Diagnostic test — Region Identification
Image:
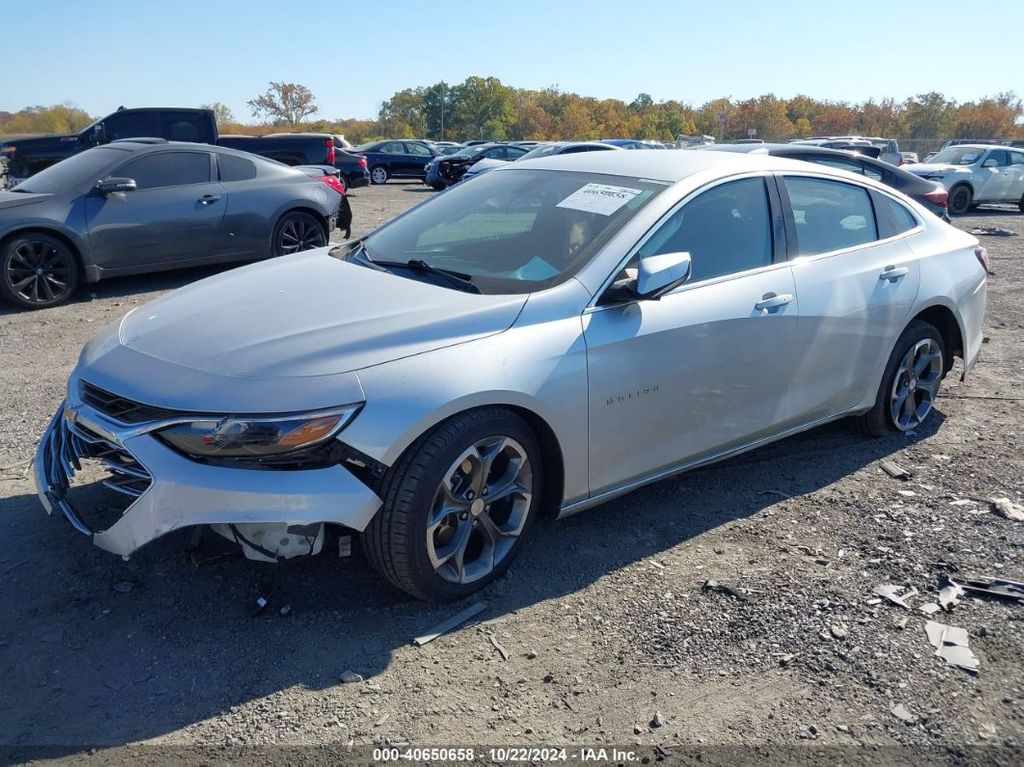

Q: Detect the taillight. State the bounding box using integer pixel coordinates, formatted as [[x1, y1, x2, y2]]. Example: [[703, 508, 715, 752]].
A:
[[325, 138, 335, 165], [318, 174, 346, 196], [974, 245, 990, 274], [358, 155, 367, 169], [923, 187, 948, 209]]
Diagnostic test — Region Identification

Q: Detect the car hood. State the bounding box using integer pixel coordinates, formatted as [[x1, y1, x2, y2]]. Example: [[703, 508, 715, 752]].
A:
[[0, 191, 51, 210], [116, 248, 527, 380], [904, 163, 964, 175], [465, 159, 506, 175]]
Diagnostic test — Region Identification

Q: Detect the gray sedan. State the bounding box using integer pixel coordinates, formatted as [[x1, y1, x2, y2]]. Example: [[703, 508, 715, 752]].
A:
[[36, 151, 987, 601], [0, 140, 341, 309]]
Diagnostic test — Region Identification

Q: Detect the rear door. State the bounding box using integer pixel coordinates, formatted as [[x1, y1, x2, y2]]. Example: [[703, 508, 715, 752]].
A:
[[403, 141, 434, 176], [780, 174, 921, 424], [85, 149, 227, 270]]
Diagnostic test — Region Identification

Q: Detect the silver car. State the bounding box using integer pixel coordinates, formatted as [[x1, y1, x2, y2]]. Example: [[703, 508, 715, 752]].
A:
[[36, 151, 988, 601]]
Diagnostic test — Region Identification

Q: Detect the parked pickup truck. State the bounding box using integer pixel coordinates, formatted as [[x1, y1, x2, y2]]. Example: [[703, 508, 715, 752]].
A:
[[0, 106, 370, 188]]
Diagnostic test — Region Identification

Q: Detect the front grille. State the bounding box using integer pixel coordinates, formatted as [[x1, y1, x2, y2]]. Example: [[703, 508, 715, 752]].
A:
[[45, 414, 153, 533], [80, 381, 180, 424]]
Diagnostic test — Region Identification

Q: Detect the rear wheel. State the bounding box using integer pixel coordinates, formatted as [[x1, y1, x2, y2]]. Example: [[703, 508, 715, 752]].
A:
[[272, 212, 326, 256], [1018, 194, 1024, 214], [948, 184, 973, 215], [362, 408, 542, 601], [0, 233, 80, 309], [370, 165, 389, 185], [853, 320, 945, 437]]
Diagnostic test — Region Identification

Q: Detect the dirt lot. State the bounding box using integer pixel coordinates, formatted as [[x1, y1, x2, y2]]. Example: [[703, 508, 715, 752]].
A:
[[0, 182, 1021, 764]]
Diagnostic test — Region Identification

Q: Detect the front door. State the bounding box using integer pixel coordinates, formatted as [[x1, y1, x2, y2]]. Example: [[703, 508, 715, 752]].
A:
[[584, 176, 800, 494], [85, 150, 227, 271]]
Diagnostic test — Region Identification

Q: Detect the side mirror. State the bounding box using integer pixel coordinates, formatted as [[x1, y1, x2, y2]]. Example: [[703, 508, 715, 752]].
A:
[[982, 158, 998, 168], [636, 251, 692, 299], [96, 177, 137, 195], [603, 251, 692, 304]]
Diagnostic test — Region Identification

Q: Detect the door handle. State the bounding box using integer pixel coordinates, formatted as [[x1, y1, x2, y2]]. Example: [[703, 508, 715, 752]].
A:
[[199, 194, 222, 205], [754, 292, 794, 312], [879, 265, 909, 282]]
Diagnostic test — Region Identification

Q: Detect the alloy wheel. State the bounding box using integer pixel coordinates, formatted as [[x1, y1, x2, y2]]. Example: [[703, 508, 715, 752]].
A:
[[371, 167, 388, 184], [426, 436, 533, 585], [5, 239, 76, 306], [278, 216, 326, 254], [889, 338, 943, 430]]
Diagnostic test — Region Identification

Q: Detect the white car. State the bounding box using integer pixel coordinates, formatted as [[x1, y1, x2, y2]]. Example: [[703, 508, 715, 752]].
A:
[[905, 144, 1024, 215]]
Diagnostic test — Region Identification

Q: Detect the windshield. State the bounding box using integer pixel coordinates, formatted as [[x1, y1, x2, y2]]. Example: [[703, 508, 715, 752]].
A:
[[342, 169, 665, 294], [927, 147, 985, 165], [451, 146, 489, 159], [13, 147, 127, 194]]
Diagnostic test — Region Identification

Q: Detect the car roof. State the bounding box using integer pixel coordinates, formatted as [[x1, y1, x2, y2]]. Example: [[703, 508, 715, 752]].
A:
[[511, 147, 808, 182], [941, 143, 1000, 151]]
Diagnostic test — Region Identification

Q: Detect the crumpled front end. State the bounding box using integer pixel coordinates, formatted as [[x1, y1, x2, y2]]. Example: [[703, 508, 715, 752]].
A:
[[35, 395, 382, 560]]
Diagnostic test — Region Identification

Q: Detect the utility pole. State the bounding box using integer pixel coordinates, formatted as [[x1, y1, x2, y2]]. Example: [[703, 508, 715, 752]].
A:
[[440, 83, 446, 142]]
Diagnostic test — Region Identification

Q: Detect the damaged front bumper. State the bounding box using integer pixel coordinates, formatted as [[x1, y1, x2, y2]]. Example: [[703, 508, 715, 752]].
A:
[[34, 400, 382, 560]]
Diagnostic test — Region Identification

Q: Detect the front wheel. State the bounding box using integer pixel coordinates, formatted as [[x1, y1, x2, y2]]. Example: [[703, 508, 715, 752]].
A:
[[362, 408, 542, 601], [370, 165, 389, 185], [0, 233, 80, 309], [853, 320, 945, 437], [272, 211, 326, 256], [948, 184, 973, 215]]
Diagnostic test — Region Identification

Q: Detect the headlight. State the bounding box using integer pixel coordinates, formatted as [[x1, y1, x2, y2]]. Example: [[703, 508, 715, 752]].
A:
[[157, 405, 361, 459]]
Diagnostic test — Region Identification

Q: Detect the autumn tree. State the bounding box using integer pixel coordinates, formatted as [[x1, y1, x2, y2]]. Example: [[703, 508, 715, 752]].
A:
[[201, 102, 235, 124], [247, 82, 318, 125]]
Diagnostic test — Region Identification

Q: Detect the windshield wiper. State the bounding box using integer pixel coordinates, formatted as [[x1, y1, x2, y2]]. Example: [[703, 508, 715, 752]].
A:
[[351, 244, 479, 293]]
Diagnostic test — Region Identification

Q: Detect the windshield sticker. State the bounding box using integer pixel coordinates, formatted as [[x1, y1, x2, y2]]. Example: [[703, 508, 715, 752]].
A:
[[557, 183, 642, 216]]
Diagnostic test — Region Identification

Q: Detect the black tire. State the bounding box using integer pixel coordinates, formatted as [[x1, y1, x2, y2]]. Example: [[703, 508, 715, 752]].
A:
[[1018, 194, 1023, 214], [428, 182, 446, 191], [370, 165, 389, 185], [362, 408, 543, 601], [271, 211, 327, 257], [948, 184, 973, 216], [0, 232, 80, 309], [852, 320, 945, 437]]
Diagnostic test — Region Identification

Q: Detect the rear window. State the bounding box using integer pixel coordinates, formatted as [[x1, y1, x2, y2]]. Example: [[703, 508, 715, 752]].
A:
[[785, 176, 878, 256]]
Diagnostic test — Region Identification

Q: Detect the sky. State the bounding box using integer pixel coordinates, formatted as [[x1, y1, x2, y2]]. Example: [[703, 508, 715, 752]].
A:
[[5, 0, 1022, 122]]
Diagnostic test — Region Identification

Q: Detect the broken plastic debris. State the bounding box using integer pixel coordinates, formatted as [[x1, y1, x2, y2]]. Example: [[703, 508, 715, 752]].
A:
[[880, 460, 911, 480], [702, 579, 750, 601], [938, 576, 964, 611], [966, 226, 1016, 237], [960, 576, 1024, 605], [919, 603, 942, 616], [990, 497, 1024, 521], [925, 620, 980, 673], [413, 601, 487, 647], [873, 584, 916, 609]]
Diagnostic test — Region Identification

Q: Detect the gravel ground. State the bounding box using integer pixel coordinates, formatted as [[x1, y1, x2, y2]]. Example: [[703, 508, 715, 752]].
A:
[[0, 183, 1022, 763]]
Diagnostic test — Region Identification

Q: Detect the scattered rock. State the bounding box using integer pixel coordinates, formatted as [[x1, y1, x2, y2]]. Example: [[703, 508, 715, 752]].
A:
[[525, 650, 538, 660], [650, 711, 664, 728], [891, 703, 917, 724], [990, 497, 1024, 521], [633, 724, 643, 735], [829, 624, 848, 639], [340, 670, 363, 684]]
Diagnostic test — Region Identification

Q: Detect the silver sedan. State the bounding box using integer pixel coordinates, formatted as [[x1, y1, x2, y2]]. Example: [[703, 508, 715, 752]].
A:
[[36, 151, 988, 600]]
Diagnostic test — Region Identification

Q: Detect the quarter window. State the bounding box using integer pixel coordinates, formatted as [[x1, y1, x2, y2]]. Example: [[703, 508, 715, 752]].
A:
[[873, 193, 918, 237], [638, 177, 773, 283], [785, 177, 878, 256], [115, 152, 211, 189], [406, 142, 432, 157], [381, 142, 404, 155], [217, 153, 257, 182]]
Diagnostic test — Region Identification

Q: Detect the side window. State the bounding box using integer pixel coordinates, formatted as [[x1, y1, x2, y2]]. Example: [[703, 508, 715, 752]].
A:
[[507, 147, 528, 159], [638, 177, 773, 283], [785, 176, 878, 256], [115, 152, 212, 189], [1010, 151, 1024, 166], [381, 142, 404, 155], [103, 111, 153, 141], [157, 111, 207, 142], [217, 153, 257, 182], [872, 191, 918, 238], [484, 147, 505, 159], [987, 150, 1009, 167], [406, 142, 432, 157]]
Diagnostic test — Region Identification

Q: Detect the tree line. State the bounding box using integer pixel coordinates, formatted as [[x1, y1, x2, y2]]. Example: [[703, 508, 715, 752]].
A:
[[2, 79, 1021, 146]]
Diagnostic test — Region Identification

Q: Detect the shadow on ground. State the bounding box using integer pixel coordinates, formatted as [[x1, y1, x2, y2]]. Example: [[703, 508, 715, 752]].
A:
[[0, 413, 941, 752]]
